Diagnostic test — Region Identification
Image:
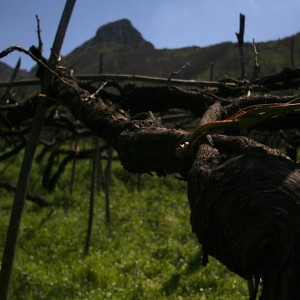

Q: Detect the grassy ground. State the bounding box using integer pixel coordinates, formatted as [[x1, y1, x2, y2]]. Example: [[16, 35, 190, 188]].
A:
[[0, 151, 248, 299]]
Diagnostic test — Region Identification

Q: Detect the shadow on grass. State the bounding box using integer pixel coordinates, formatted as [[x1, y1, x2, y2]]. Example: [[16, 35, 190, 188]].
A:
[[161, 250, 203, 296], [19, 209, 54, 246]]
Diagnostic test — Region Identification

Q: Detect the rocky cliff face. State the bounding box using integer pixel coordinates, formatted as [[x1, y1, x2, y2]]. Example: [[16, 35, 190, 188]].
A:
[[93, 19, 154, 48]]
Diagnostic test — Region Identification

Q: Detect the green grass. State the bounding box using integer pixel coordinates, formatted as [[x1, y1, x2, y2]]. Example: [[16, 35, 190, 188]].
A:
[[0, 152, 248, 299]]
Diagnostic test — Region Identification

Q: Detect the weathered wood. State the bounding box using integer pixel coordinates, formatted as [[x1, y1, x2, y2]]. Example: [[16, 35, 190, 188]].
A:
[[2, 57, 21, 100], [0, 181, 52, 207], [1, 12, 300, 299], [188, 134, 300, 299], [50, 69, 300, 298], [185, 99, 300, 299], [2, 67, 300, 93], [0, 1, 76, 299], [0, 74, 237, 89], [84, 137, 99, 255], [291, 37, 295, 68], [106, 83, 217, 114], [0, 142, 26, 162], [62, 85, 191, 176], [250, 39, 260, 82], [104, 145, 113, 224], [35, 15, 43, 52], [235, 13, 246, 79]]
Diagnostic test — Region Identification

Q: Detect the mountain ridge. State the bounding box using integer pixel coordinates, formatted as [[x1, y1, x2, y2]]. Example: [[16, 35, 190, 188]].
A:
[[63, 19, 300, 80], [1, 19, 300, 82], [93, 19, 154, 49]]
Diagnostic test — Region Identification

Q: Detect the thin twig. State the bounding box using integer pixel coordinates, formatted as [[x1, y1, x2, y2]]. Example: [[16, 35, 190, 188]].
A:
[[168, 61, 190, 80], [83, 81, 107, 102], [251, 39, 260, 82], [0, 46, 79, 95]]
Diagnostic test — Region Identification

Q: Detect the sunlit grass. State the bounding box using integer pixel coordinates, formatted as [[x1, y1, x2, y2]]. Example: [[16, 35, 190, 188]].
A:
[[0, 156, 248, 299]]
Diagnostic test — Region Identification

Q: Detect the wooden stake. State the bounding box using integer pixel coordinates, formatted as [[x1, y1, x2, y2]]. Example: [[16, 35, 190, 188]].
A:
[[84, 136, 99, 255], [291, 37, 295, 68], [236, 13, 246, 79], [210, 63, 214, 82], [2, 57, 21, 100], [0, 1, 76, 298], [105, 146, 113, 224]]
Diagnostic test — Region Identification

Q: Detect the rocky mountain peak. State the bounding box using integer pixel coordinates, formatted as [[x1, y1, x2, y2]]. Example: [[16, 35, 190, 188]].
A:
[[94, 18, 153, 47]]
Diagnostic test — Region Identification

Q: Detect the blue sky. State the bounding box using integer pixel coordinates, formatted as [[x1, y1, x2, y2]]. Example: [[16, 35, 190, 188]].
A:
[[1, 0, 299, 71]]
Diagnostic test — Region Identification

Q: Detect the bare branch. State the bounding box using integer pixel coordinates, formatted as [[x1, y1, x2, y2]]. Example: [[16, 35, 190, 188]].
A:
[[251, 38, 260, 82], [168, 61, 190, 80], [0, 181, 51, 207], [35, 15, 43, 52]]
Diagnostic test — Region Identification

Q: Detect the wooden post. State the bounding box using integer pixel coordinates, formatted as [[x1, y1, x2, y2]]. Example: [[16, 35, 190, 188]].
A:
[[84, 137, 99, 255], [291, 37, 295, 68], [210, 63, 214, 82], [3, 57, 21, 100], [97, 53, 104, 192], [70, 138, 79, 194], [99, 52, 103, 74], [0, 1, 76, 298], [97, 147, 104, 193], [236, 13, 246, 79], [69, 153, 77, 194], [105, 146, 113, 224]]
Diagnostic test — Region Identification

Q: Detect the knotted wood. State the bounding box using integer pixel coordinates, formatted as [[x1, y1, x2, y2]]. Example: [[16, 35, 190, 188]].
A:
[[188, 135, 300, 299]]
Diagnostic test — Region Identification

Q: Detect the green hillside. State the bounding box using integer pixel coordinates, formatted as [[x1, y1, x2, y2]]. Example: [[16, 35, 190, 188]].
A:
[[0, 61, 30, 81], [1, 19, 299, 83], [64, 19, 300, 81]]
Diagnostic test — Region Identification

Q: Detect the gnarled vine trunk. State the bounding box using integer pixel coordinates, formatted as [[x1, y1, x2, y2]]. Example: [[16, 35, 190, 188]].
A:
[[188, 135, 300, 299], [50, 69, 300, 299], [2, 49, 300, 298]]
